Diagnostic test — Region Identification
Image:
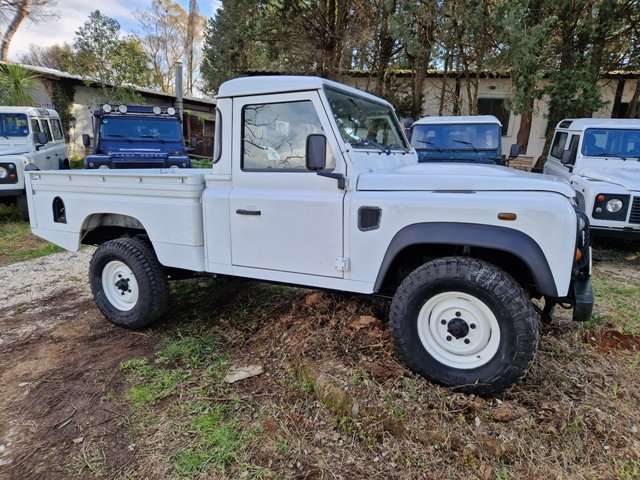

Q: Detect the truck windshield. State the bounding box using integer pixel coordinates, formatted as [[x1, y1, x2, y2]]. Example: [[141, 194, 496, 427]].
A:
[[0, 113, 29, 138], [324, 88, 407, 151], [100, 117, 182, 141], [412, 123, 500, 151], [582, 128, 640, 159]]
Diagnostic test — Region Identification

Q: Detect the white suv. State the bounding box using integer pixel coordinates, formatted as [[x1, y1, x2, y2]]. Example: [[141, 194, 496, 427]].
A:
[[0, 106, 69, 219], [544, 118, 640, 239]]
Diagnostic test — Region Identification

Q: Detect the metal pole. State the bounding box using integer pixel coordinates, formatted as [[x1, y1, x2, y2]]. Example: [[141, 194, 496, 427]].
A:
[[175, 61, 184, 123]]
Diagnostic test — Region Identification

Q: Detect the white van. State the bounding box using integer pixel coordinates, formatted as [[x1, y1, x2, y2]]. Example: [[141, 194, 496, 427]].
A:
[[544, 118, 640, 239], [0, 107, 69, 219]]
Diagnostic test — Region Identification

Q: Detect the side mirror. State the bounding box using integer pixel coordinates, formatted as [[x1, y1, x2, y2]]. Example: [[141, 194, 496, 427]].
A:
[[82, 134, 91, 148], [36, 132, 48, 145], [306, 134, 327, 171], [508, 143, 522, 159]]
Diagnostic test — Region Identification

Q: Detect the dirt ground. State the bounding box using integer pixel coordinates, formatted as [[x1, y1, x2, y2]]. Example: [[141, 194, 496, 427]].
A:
[[1, 245, 640, 480]]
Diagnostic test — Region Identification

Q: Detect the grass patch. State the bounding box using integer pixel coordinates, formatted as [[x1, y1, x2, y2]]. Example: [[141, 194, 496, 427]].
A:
[[0, 204, 61, 266], [120, 333, 254, 477], [173, 404, 247, 476], [591, 276, 640, 334], [121, 358, 188, 410]]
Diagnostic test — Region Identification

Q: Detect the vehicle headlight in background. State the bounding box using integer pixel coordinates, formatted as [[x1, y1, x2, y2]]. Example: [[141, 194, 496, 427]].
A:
[[606, 198, 624, 213], [167, 107, 176, 115], [118, 105, 128, 114], [102, 104, 112, 113], [153, 106, 162, 115], [592, 193, 630, 220], [0, 167, 7, 179]]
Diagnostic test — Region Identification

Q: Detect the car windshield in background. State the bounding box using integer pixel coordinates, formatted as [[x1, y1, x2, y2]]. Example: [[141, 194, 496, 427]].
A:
[[0, 113, 29, 137], [324, 88, 407, 151], [412, 123, 500, 151], [582, 128, 640, 159], [100, 117, 182, 141]]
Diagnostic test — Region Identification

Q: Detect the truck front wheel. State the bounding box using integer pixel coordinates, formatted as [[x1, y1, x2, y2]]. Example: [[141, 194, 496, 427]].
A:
[[90, 238, 168, 329], [390, 257, 539, 395]]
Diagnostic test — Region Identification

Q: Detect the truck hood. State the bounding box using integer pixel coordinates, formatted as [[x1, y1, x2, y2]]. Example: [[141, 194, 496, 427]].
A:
[[0, 146, 30, 156], [580, 167, 640, 192], [356, 162, 574, 196]]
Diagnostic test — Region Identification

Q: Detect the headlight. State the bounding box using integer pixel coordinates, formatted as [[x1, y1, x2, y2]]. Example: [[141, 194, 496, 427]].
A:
[[606, 198, 623, 213], [0, 167, 7, 179]]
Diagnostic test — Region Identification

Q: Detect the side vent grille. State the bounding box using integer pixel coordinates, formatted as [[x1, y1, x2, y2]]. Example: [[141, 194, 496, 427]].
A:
[[358, 206, 381, 231]]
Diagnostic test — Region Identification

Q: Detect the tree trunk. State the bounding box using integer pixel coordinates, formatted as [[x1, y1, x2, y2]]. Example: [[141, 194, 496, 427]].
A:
[[438, 53, 450, 116], [516, 107, 533, 155], [186, 0, 197, 96], [1, 0, 29, 61], [628, 80, 640, 118]]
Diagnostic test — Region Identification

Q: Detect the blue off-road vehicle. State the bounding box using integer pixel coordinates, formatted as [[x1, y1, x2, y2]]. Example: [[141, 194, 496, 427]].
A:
[[410, 115, 506, 165], [84, 104, 191, 169]]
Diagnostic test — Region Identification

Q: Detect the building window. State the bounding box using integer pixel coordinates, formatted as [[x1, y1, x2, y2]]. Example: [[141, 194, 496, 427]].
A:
[[242, 100, 334, 171], [477, 98, 510, 135]]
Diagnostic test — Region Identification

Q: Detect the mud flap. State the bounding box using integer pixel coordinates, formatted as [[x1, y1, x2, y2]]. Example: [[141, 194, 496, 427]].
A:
[[572, 277, 593, 322]]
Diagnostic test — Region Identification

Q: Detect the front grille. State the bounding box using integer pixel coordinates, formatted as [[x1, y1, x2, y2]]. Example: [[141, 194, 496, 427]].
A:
[[630, 197, 640, 224], [113, 162, 163, 169]]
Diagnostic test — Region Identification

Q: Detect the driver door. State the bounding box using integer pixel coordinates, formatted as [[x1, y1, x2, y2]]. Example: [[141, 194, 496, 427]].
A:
[[229, 91, 346, 278]]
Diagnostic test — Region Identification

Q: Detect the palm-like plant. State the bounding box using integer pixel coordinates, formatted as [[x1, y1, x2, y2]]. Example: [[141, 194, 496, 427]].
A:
[[0, 64, 39, 106]]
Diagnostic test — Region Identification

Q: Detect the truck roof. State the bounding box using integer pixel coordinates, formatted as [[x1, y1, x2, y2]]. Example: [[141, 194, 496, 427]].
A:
[[413, 115, 502, 126], [0, 106, 59, 117], [556, 118, 640, 131], [216, 75, 393, 107]]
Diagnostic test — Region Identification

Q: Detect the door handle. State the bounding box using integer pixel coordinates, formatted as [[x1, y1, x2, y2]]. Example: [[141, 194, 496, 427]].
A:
[[236, 209, 261, 216]]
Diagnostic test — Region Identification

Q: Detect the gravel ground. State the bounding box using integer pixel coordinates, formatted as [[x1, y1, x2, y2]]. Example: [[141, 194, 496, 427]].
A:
[[0, 249, 93, 313]]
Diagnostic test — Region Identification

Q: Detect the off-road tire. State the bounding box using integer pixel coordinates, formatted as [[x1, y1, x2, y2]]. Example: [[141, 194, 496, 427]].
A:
[[390, 257, 539, 395], [90, 238, 168, 329], [16, 192, 29, 221]]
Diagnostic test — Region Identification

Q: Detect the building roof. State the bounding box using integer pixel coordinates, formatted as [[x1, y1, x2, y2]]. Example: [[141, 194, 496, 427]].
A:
[[217, 75, 393, 106], [413, 115, 502, 126], [557, 118, 640, 131], [1, 62, 215, 106]]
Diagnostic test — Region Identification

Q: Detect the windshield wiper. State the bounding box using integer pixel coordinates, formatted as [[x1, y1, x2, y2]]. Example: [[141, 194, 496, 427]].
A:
[[352, 139, 391, 154], [414, 139, 442, 152], [452, 139, 479, 152], [600, 153, 628, 160]]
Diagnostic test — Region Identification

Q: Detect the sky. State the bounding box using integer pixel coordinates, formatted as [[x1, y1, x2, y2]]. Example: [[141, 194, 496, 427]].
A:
[[8, 0, 222, 60]]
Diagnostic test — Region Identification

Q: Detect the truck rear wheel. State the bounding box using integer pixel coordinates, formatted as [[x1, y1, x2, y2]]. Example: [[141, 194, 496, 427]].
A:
[[390, 257, 539, 395], [90, 238, 168, 329]]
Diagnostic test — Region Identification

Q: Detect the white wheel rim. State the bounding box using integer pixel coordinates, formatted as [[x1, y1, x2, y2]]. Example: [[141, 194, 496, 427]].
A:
[[417, 291, 501, 370], [101, 260, 139, 312]]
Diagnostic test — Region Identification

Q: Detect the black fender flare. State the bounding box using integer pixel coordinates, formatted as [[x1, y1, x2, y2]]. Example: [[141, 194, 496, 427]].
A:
[[373, 222, 558, 297]]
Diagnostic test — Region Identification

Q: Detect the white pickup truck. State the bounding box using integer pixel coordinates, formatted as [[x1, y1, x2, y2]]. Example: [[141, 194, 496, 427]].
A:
[[0, 106, 69, 219], [26, 76, 592, 394], [544, 118, 640, 239]]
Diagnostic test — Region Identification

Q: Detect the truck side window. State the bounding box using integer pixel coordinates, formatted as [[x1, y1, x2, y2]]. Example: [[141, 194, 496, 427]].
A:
[[41, 119, 53, 142], [550, 131, 568, 159], [31, 118, 42, 143], [213, 108, 222, 163], [51, 118, 64, 141], [242, 101, 334, 171]]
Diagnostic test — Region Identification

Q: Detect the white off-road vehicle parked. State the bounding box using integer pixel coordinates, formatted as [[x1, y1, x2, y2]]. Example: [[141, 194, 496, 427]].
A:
[[544, 118, 640, 239], [25, 77, 592, 394], [0, 106, 69, 220]]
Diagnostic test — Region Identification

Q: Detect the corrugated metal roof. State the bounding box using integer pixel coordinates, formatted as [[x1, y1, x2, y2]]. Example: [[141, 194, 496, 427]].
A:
[[1, 61, 216, 105]]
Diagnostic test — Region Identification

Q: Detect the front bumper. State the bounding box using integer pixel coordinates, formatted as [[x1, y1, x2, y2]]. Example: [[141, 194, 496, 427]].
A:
[[0, 188, 23, 199], [85, 156, 192, 169], [591, 226, 640, 241]]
